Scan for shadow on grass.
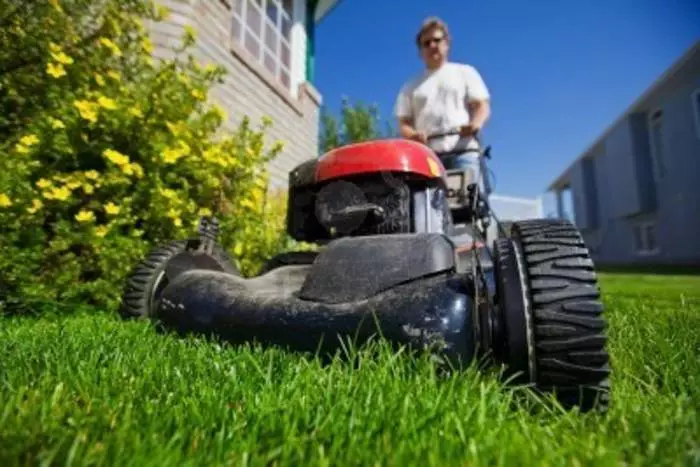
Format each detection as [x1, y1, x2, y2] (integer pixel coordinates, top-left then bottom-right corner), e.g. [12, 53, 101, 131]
[597, 263, 700, 276]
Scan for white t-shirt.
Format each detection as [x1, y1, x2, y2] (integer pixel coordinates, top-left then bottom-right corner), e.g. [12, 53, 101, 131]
[394, 62, 490, 153]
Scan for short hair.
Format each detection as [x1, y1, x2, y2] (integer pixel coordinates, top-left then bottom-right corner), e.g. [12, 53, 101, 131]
[415, 17, 450, 47]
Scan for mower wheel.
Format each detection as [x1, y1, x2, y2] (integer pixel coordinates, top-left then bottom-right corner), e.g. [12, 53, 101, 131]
[495, 218, 610, 412]
[119, 240, 240, 320]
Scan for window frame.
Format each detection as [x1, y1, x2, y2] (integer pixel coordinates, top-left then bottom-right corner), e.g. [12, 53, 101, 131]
[230, 0, 295, 93]
[647, 108, 666, 182]
[633, 220, 659, 256]
[692, 88, 700, 140]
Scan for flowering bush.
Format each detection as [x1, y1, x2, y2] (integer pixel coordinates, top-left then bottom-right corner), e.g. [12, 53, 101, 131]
[0, 0, 295, 311]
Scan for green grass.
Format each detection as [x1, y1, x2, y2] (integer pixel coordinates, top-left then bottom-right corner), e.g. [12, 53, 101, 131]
[1, 274, 699, 466]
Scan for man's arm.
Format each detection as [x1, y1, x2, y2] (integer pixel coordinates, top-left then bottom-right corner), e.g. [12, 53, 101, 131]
[468, 98, 491, 129]
[394, 84, 426, 143]
[462, 65, 491, 135]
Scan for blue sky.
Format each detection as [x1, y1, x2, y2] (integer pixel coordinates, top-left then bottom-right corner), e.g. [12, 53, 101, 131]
[313, 0, 700, 214]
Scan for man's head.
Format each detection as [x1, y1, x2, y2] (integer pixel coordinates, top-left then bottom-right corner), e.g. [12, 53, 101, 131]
[415, 17, 450, 70]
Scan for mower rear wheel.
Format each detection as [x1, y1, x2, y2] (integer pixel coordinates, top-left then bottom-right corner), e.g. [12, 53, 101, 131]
[119, 240, 240, 320]
[495, 218, 610, 412]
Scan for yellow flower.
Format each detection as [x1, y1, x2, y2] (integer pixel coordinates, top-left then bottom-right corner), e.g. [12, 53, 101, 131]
[48, 186, 71, 201]
[49, 118, 66, 129]
[129, 107, 143, 118]
[107, 70, 121, 82]
[167, 208, 179, 219]
[98, 38, 122, 57]
[155, 5, 170, 20]
[47, 62, 66, 78]
[73, 100, 98, 123]
[97, 96, 117, 110]
[130, 163, 144, 179]
[50, 50, 74, 65]
[95, 74, 105, 86]
[75, 209, 95, 223]
[198, 207, 212, 217]
[103, 148, 130, 166]
[14, 144, 30, 155]
[0, 193, 12, 208]
[84, 170, 99, 180]
[95, 225, 109, 238]
[183, 25, 197, 42]
[66, 181, 81, 190]
[161, 142, 190, 164]
[20, 134, 39, 146]
[160, 188, 177, 200]
[173, 218, 182, 227]
[48, 42, 61, 54]
[27, 199, 43, 214]
[212, 105, 227, 121]
[191, 89, 205, 100]
[233, 243, 243, 256]
[141, 38, 154, 54]
[36, 178, 51, 189]
[82, 184, 95, 195]
[104, 202, 120, 216]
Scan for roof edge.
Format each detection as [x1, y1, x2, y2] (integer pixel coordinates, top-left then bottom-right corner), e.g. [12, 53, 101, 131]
[314, 0, 343, 23]
[546, 39, 700, 192]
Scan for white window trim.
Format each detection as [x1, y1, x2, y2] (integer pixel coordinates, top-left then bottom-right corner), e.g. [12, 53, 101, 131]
[692, 88, 700, 140]
[647, 107, 664, 182]
[633, 220, 660, 256]
[230, 0, 298, 95]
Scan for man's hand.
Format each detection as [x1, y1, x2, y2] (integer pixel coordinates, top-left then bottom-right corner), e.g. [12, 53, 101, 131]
[399, 117, 427, 144]
[408, 129, 427, 144]
[459, 123, 480, 138]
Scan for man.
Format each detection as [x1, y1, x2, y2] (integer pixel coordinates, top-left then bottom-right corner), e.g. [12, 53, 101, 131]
[394, 17, 491, 176]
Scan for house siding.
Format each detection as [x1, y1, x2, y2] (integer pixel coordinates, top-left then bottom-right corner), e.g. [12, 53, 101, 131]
[554, 43, 700, 266]
[148, 0, 322, 189]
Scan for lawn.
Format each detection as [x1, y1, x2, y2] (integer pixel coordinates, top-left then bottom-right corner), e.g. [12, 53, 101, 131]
[1, 273, 699, 466]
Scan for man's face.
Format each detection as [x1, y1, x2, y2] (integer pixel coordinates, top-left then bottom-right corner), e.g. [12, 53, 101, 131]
[419, 27, 448, 68]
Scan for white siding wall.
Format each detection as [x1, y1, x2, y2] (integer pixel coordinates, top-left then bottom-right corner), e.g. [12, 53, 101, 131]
[148, 0, 322, 189]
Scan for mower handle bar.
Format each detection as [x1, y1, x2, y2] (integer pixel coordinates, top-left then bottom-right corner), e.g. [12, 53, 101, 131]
[425, 129, 490, 159]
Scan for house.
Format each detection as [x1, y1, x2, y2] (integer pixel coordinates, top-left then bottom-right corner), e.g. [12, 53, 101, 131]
[148, 0, 342, 188]
[547, 40, 700, 267]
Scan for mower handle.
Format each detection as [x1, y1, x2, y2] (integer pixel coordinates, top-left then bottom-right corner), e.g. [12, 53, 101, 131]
[426, 128, 482, 142]
[426, 129, 490, 159]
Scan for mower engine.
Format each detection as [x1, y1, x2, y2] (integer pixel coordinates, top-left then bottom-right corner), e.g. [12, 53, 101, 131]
[285, 142, 456, 243]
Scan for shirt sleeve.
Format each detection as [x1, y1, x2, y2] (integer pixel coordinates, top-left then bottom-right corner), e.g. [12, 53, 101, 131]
[394, 83, 413, 119]
[463, 65, 490, 102]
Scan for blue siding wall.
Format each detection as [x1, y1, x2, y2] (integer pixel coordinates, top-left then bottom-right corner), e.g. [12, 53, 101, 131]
[568, 161, 589, 229]
[559, 45, 700, 266]
[650, 77, 700, 264]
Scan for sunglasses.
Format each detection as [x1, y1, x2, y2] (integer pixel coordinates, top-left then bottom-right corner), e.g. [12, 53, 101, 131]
[421, 36, 445, 48]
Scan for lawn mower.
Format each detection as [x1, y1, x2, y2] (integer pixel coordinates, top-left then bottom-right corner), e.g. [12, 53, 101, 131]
[119, 130, 611, 412]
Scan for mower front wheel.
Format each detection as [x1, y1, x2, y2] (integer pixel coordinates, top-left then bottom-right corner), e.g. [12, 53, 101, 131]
[493, 218, 611, 412]
[119, 240, 240, 320]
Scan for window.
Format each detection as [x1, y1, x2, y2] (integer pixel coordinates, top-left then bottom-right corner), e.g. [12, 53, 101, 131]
[633, 221, 658, 255]
[231, 0, 294, 90]
[648, 109, 666, 180]
[692, 88, 700, 140]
